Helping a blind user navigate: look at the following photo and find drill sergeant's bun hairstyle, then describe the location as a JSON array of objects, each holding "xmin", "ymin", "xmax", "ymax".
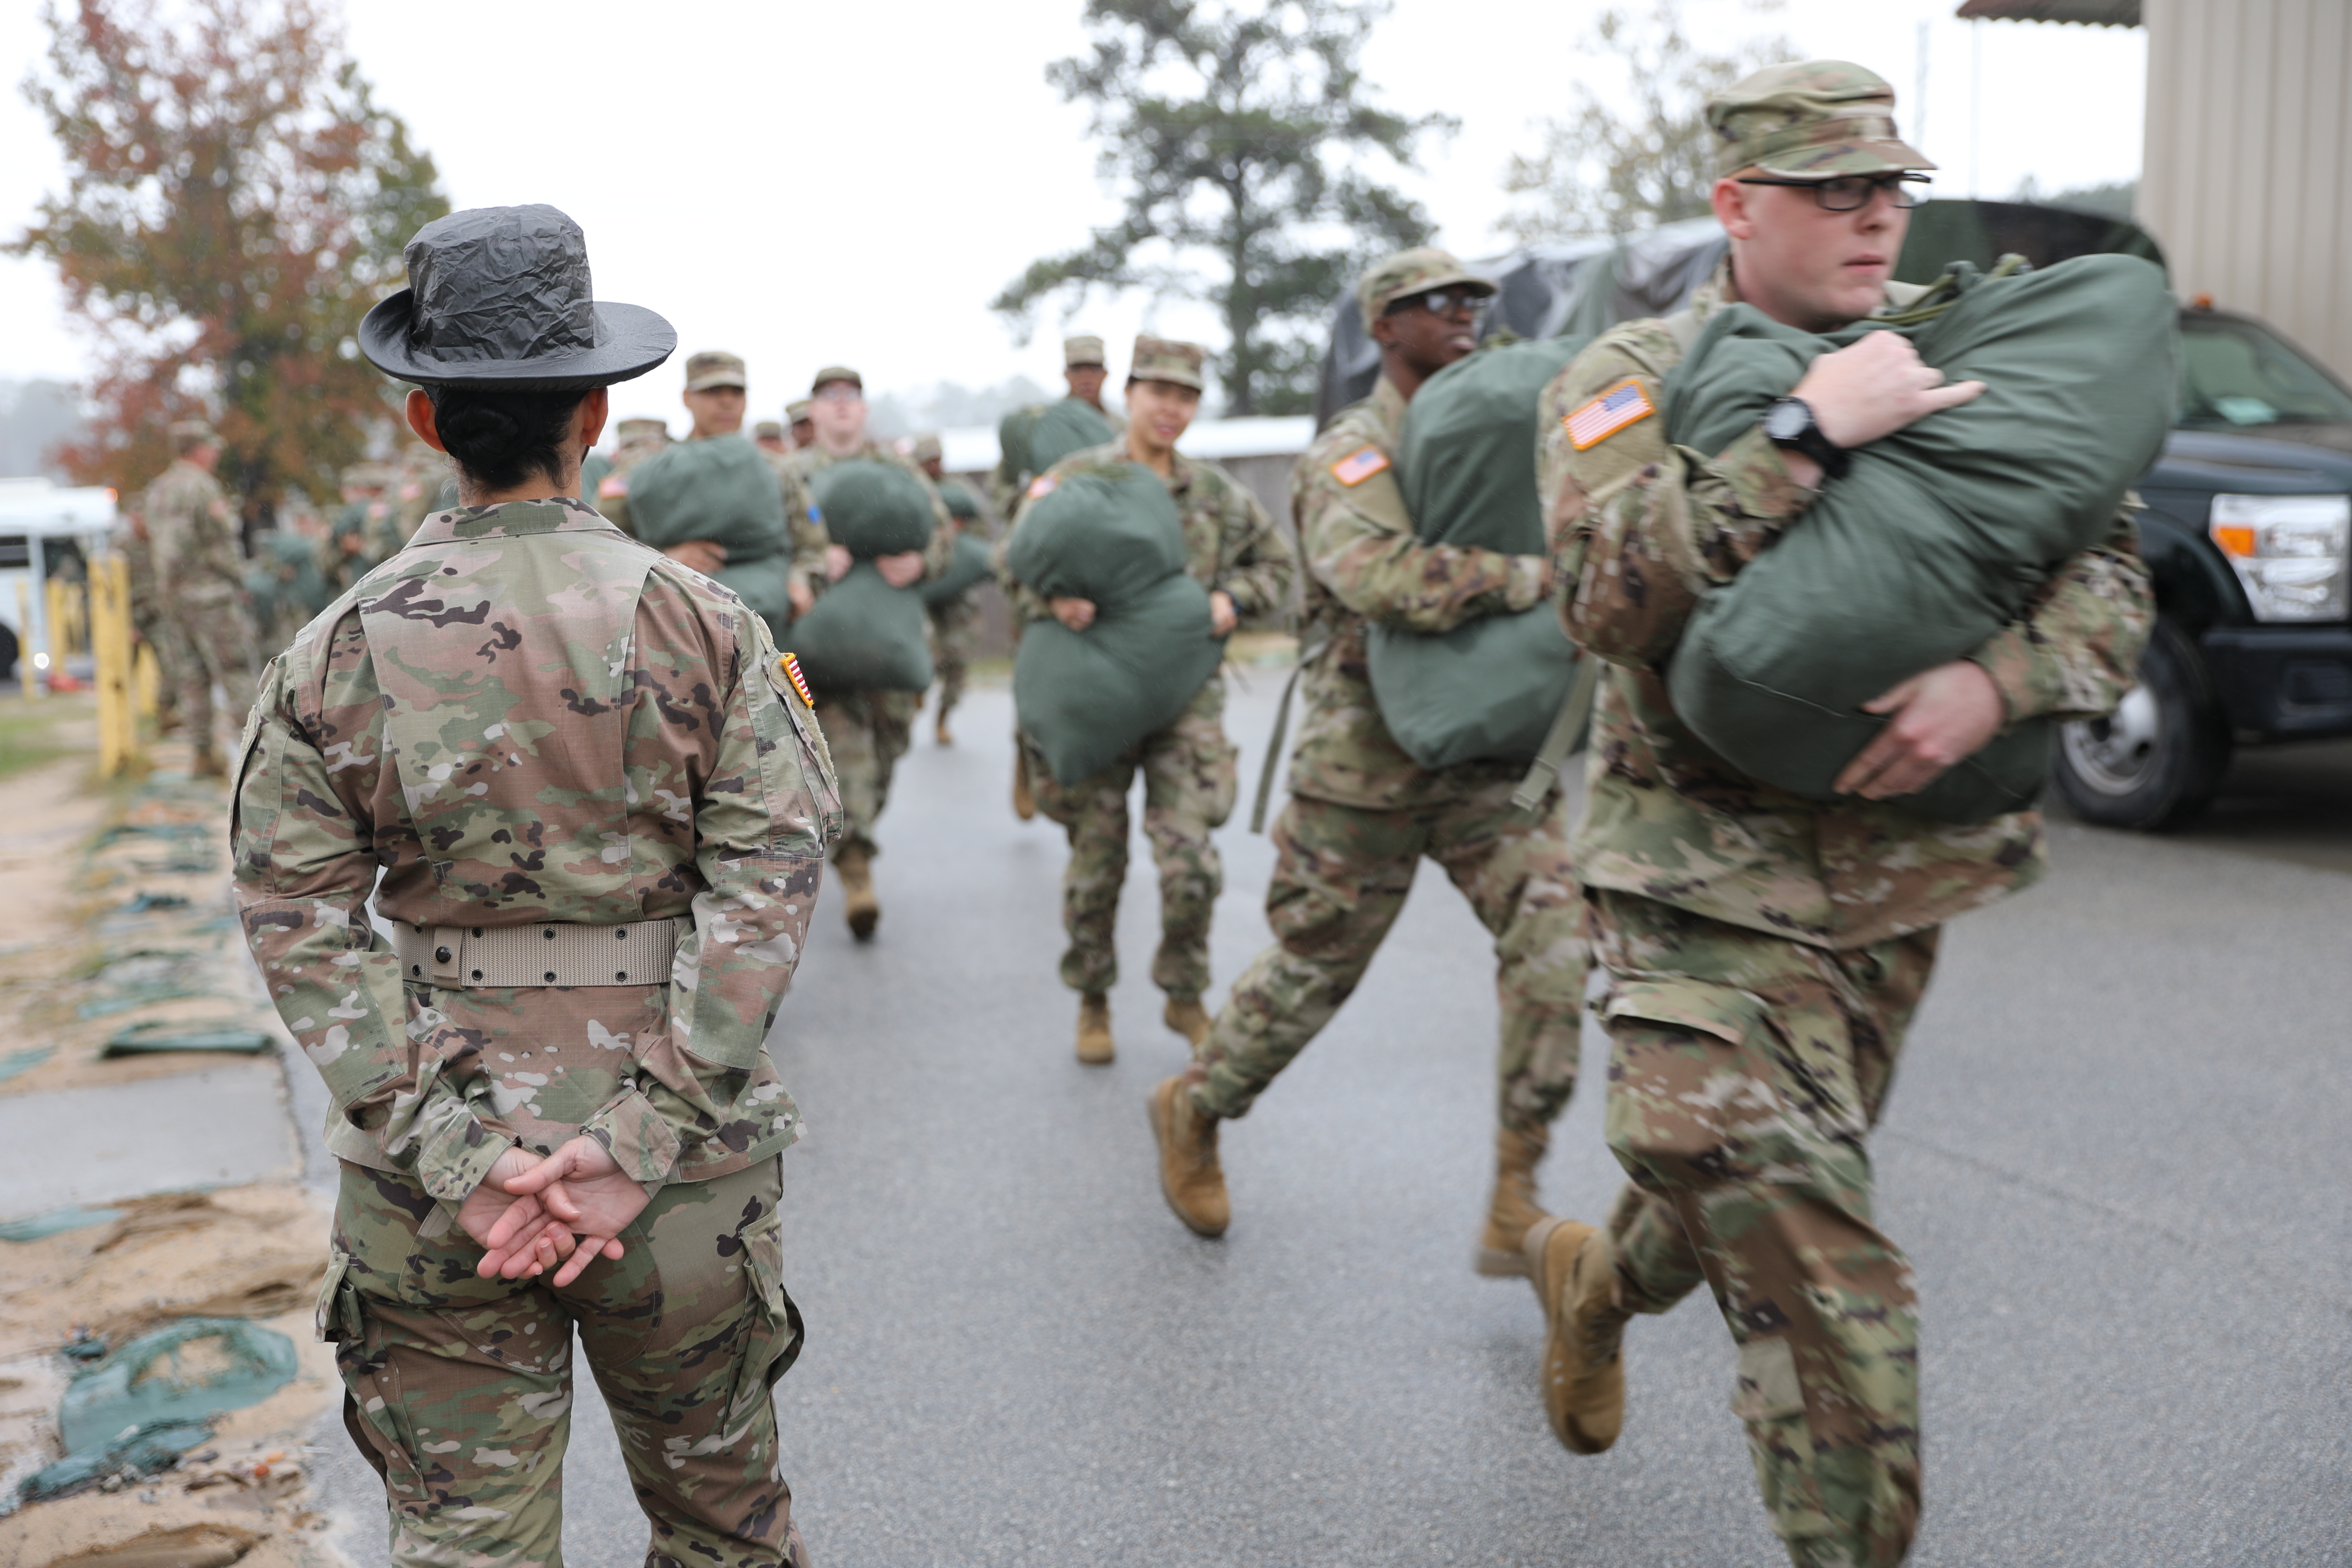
[{"xmin": 422, "ymin": 386, "xmax": 585, "ymax": 493}]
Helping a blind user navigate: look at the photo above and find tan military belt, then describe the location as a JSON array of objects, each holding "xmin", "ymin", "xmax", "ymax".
[{"xmin": 390, "ymin": 917, "xmax": 685, "ymax": 989}]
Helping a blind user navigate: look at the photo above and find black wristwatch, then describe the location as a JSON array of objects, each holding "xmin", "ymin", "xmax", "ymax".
[{"xmin": 1762, "ymin": 396, "xmax": 1849, "ymax": 481}]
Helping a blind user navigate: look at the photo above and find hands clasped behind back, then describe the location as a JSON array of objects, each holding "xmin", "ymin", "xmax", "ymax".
[{"xmin": 461, "ymin": 1137, "xmax": 652, "ymax": 1289}]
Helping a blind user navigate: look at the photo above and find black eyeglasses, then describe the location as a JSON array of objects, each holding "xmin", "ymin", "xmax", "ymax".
[
  {"xmin": 1385, "ymin": 287, "xmax": 1491, "ymax": 318},
  {"xmin": 1735, "ymin": 173, "xmax": 1931, "ymax": 212}
]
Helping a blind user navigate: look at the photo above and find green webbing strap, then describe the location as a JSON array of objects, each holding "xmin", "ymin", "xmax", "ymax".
[
  {"xmin": 1248, "ymin": 634, "xmax": 1331, "ymax": 834},
  {"xmin": 1873, "ymin": 253, "xmax": 2030, "ymax": 327},
  {"xmin": 1510, "ymin": 654, "xmax": 1601, "ymax": 816}
]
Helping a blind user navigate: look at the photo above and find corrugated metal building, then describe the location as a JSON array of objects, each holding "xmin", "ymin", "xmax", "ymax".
[{"xmin": 1961, "ymin": 0, "xmax": 2352, "ymax": 379}]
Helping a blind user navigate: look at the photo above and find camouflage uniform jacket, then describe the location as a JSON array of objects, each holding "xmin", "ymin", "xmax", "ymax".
[
  {"xmin": 140, "ymin": 458, "xmax": 246, "ymax": 600},
  {"xmin": 784, "ymin": 439, "xmax": 958, "ymax": 583},
  {"xmin": 1285, "ymin": 376, "xmax": 1549, "ymax": 810},
  {"xmin": 1003, "ymin": 440, "xmax": 1296, "ymax": 640},
  {"xmin": 991, "ymin": 397, "xmax": 1129, "ymax": 518},
  {"xmin": 1540, "ymin": 262, "xmax": 2154, "ymax": 950},
  {"xmin": 231, "ymin": 497, "xmax": 842, "ymax": 1205},
  {"xmin": 758, "ymin": 443, "xmax": 838, "ymax": 604}
]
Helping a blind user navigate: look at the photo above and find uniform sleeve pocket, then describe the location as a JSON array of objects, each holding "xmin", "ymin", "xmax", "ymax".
[
  {"xmin": 314, "ymin": 1248, "xmax": 361, "ymax": 1344},
  {"xmin": 229, "ymin": 706, "xmax": 288, "ymax": 886}
]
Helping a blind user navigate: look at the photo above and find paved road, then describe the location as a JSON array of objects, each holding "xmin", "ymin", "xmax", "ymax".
[{"xmin": 308, "ymin": 681, "xmax": 2352, "ymax": 1567}]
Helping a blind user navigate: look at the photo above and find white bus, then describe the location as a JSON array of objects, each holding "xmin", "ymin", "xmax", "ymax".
[{"xmin": 0, "ymin": 478, "xmax": 118, "ymax": 686}]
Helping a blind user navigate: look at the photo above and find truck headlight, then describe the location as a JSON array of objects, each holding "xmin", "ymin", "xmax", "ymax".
[{"xmin": 2210, "ymin": 493, "xmax": 2350, "ymax": 622}]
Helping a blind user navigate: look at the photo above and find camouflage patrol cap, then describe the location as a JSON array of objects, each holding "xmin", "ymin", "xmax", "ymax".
[
  {"xmin": 753, "ymin": 419, "xmax": 784, "ymax": 440},
  {"xmin": 616, "ymin": 416, "xmax": 668, "ymax": 440},
  {"xmin": 685, "ymin": 350, "xmax": 748, "ymax": 391},
  {"xmin": 1128, "ymin": 335, "xmax": 1206, "ymax": 392},
  {"xmin": 1063, "ymin": 335, "xmax": 1107, "ymax": 368},
  {"xmin": 785, "ymin": 399, "xmax": 813, "ymax": 421},
  {"xmin": 168, "ymin": 419, "xmax": 220, "ymax": 453},
  {"xmin": 340, "ymin": 461, "xmax": 391, "ymax": 489},
  {"xmin": 911, "ymin": 433, "xmax": 943, "ymax": 463},
  {"xmin": 1355, "ymin": 247, "xmax": 1494, "ymax": 324},
  {"xmin": 1707, "ymin": 61, "xmax": 1935, "ymax": 181},
  {"xmin": 811, "ymin": 366, "xmax": 862, "ymax": 392}
]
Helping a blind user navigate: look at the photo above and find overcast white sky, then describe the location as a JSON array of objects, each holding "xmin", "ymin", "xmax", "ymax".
[{"xmin": 0, "ymin": 0, "xmax": 2146, "ymax": 427}]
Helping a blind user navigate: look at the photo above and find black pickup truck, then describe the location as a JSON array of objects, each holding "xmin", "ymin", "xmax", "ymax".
[{"xmin": 1314, "ymin": 200, "xmax": 2352, "ymax": 830}]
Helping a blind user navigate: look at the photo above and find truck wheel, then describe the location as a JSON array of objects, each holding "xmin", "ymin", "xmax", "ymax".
[{"xmin": 2052, "ymin": 617, "xmax": 2231, "ymax": 830}]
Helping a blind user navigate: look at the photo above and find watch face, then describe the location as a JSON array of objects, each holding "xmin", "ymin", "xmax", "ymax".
[{"xmin": 1764, "ymin": 399, "xmax": 1809, "ymax": 443}]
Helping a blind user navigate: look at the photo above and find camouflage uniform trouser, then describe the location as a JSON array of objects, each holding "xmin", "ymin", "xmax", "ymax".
[
  {"xmin": 127, "ymin": 586, "xmax": 181, "ymax": 724},
  {"xmin": 1022, "ymin": 681, "xmax": 1237, "ymax": 1000},
  {"xmin": 926, "ymin": 596, "xmax": 980, "ymax": 722},
  {"xmin": 1190, "ymin": 772, "xmax": 1585, "ymax": 1135},
  {"xmin": 158, "ymin": 585, "xmax": 257, "ymax": 752},
  {"xmin": 1588, "ymin": 886, "xmax": 1939, "ymax": 1568},
  {"xmin": 323, "ymin": 1157, "xmax": 806, "ymax": 1568},
  {"xmin": 813, "ymin": 688, "xmax": 916, "ymax": 860}
]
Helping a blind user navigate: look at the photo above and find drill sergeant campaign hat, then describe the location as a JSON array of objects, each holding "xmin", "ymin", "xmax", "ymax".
[
  {"xmin": 359, "ymin": 204, "xmax": 674, "ymax": 389},
  {"xmin": 811, "ymin": 366, "xmax": 862, "ymax": 393},
  {"xmin": 1354, "ymin": 246, "xmax": 1495, "ymax": 325},
  {"xmin": 684, "ymin": 350, "xmax": 748, "ymax": 391},
  {"xmin": 1063, "ymin": 335, "xmax": 1107, "ymax": 368},
  {"xmin": 1706, "ymin": 60, "xmax": 1936, "ymax": 181},
  {"xmin": 1127, "ymin": 335, "xmax": 1206, "ymax": 392},
  {"xmin": 168, "ymin": 419, "xmax": 221, "ymax": 453}
]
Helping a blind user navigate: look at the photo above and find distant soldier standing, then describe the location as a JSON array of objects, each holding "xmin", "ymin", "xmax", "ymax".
[
  {"xmin": 659, "ymin": 350, "xmax": 831, "ymax": 622},
  {"xmin": 786, "ymin": 398, "xmax": 815, "ymax": 452},
  {"xmin": 1526, "ymin": 65, "xmax": 2151, "ymax": 1567},
  {"xmin": 785, "ymin": 366, "xmax": 955, "ymax": 936},
  {"xmin": 989, "ymin": 334, "xmax": 1127, "ymax": 518},
  {"xmin": 1148, "ymin": 251, "xmax": 1586, "ymax": 1262},
  {"xmin": 913, "ymin": 431, "xmax": 988, "ymax": 746},
  {"xmin": 234, "ymin": 204, "xmax": 832, "ymax": 1567},
  {"xmin": 592, "ymin": 414, "xmax": 672, "ymax": 537},
  {"xmin": 321, "ymin": 462, "xmax": 394, "ymax": 596},
  {"xmin": 1007, "ymin": 336, "xmax": 1294, "ymax": 1065},
  {"xmin": 136, "ymin": 418, "xmax": 256, "ymax": 775}
]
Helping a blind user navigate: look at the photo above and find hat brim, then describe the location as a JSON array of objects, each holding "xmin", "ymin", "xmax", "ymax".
[
  {"xmin": 359, "ymin": 291, "xmax": 677, "ymax": 391},
  {"xmin": 1371, "ymin": 268, "xmax": 1498, "ymax": 317},
  {"xmin": 685, "ymin": 375, "xmax": 748, "ymax": 392},
  {"xmin": 1751, "ymin": 137, "xmax": 1938, "ymax": 180}
]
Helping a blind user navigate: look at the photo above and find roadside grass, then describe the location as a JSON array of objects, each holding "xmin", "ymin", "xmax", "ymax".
[{"xmin": 0, "ymin": 691, "xmax": 95, "ymax": 783}]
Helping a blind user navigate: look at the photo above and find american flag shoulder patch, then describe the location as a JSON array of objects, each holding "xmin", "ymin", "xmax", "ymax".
[
  {"xmin": 1329, "ymin": 446, "xmax": 1391, "ymax": 486},
  {"xmin": 598, "ymin": 473, "xmax": 629, "ymax": 499},
  {"xmin": 1564, "ymin": 378, "xmax": 1656, "ymax": 450},
  {"xmin": 1026, "ymin": 474, "xmax": 1058, "ymax": 500},
  {"xmin": 778, "ymin": 652, "xmax": 814, "ymax": 707}
]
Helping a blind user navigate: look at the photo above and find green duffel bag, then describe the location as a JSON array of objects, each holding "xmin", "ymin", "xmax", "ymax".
[
  {"xmin": 1366, "ymin": 335, "xmax": 1591, "ymax": 768},
  {"xmin": 1027, "ymin": 398, "xmax": 1118, "ymax": 476},
  {"xmin": 625, "ymin": 435, "xmax": 793, "ymax": 631},
  {"xmin": 922, "ymin": 530, "xmax": 994, "ymax": 607},
  {"xmin": 1006, "ymin": 463, "xmax": 1224, "ymax": 785},
  {"xmin": 808, "ymin": 460, "xmax": 935, "ymax": 558},
  {"xmin": 1662, "ymin": 254, "xmax": 2178, "ymax": 822},
  {"xmin": 784, "ymin": 564, "xmax": 933, "ymax": 695}
]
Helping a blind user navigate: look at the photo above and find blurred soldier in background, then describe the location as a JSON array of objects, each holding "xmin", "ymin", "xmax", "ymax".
[
  {"xmin": 753, "ymin": 418, "xmax": 789, "ymax": 456},
  {"xmin": 990, "ymin": 334, "xmax": 1126, "ymax": 518},
  {"xmin": 660, "ymin": 351, "xmax": 830, "ymax": 618},
  {"xmin": 380, "ymin": 439, "xmax": 457, "ymax": 560},
  {"xmin": 786, "ymin": 398, "xmax": 815, "ymax": 451},
  {"xmin": 592, "ymin": 415, "xmax": 671, "ymax": 536},
  {"xmin": 913, "ymin": 431, "xmax": 988, "ymax": 746},
  {"xmin": 250, "ymin": 503, "xmax": 332, "ymax": 653},
  {"xmin": 135, "ymin": 418, "xmax": 255, "ymax": 775},
  {"xmin": 785, "ymin": 366, "xmax": 955, "ymax": 937},
  {"xmin": 1009, "ymin": 336, "xmax": 1295, "ymax": 1066},
  {"xmin": 321, "ymin": 461, "xmax": 392, "ymax": 597},
  {"xmin": 1150, "ymin": 250, "xmax": 1587, "ymax": 1268}
]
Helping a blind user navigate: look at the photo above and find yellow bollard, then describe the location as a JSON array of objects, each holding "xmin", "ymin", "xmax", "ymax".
[
  {"xmin": 14, "ymin": 581, "xmax": 38, "ymax": 700},
  {"xmin": 89, "ymin": 554, "xmax": 144, "ymax": 777},
  {"xmin": 47, "ymin": 577, "xmax": 84, "ymax": 660},
  {"xmin": 133, "ymin": 641, "xmax": 160, "ymax": 719}
]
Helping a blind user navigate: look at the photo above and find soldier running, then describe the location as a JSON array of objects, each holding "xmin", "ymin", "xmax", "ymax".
[
  {"xmin": 233, "ymin": 204, "xmax": 835, "ymax": 1567},
  {"xmin": 1147, "ymin": 252, "xmax": 1586, "ymax": 1257},
  {"xmin": 1526, "ymin": 64, "xmax": 2152, "ymax": 1567}
]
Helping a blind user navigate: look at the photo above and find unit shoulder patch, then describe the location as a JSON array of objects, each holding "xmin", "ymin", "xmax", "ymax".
[
  {"xmin": 598, "ymin": 474, "xmax": 629, "ymax": 500},
  {"xmin": 1564, "ymin": 378, "xmax": 1656, "ymax": 450},
  {"xmin": 1329, "ymin": 446, "xmax": 1391, "ymax": 487}
]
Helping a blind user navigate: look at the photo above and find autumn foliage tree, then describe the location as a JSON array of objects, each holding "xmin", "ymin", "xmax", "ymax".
[
  {"xmin": 9, "ymin": 0, "xmax": 447, "ymax": 518},
  {"xmin": 995, "ymin": 0, "xmax": 1449, "ymax": 416}
]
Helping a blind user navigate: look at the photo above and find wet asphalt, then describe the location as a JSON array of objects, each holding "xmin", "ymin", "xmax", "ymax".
[{"xmin": 302, "ymin": 680, "xmax": 2352, "ymax": 1567}]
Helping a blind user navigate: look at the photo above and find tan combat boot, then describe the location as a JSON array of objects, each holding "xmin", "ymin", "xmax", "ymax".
[
  {"xmin": 1525, "ymin": 1217, "xmax": 1631, "ymax": 1454},
  {"xmin": 1162, "ymin": 994, "xmax": 1211, "ymax": 1049},
  {"xmin": 834, "ymin": 846, "xmax": 880, "ymax": 940},
  {"xmin": 1475, "ymin": 1125, "xmax": 1551, "ymax": 1278},
  {"xmin": 1011, "ymin": 751, "xmax": 1037, "ymax": 821},
  {"xmin": 1148, "ymin": 1076, "xmax": 1229, "ymax": 1237},
  {"xmin": 1076, "ymin": 993, "xmax": 1115, "ymax": 1065},
  {"xmin": 935, "ymin": 714, "xmax": 954, "ymax": 746}
]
